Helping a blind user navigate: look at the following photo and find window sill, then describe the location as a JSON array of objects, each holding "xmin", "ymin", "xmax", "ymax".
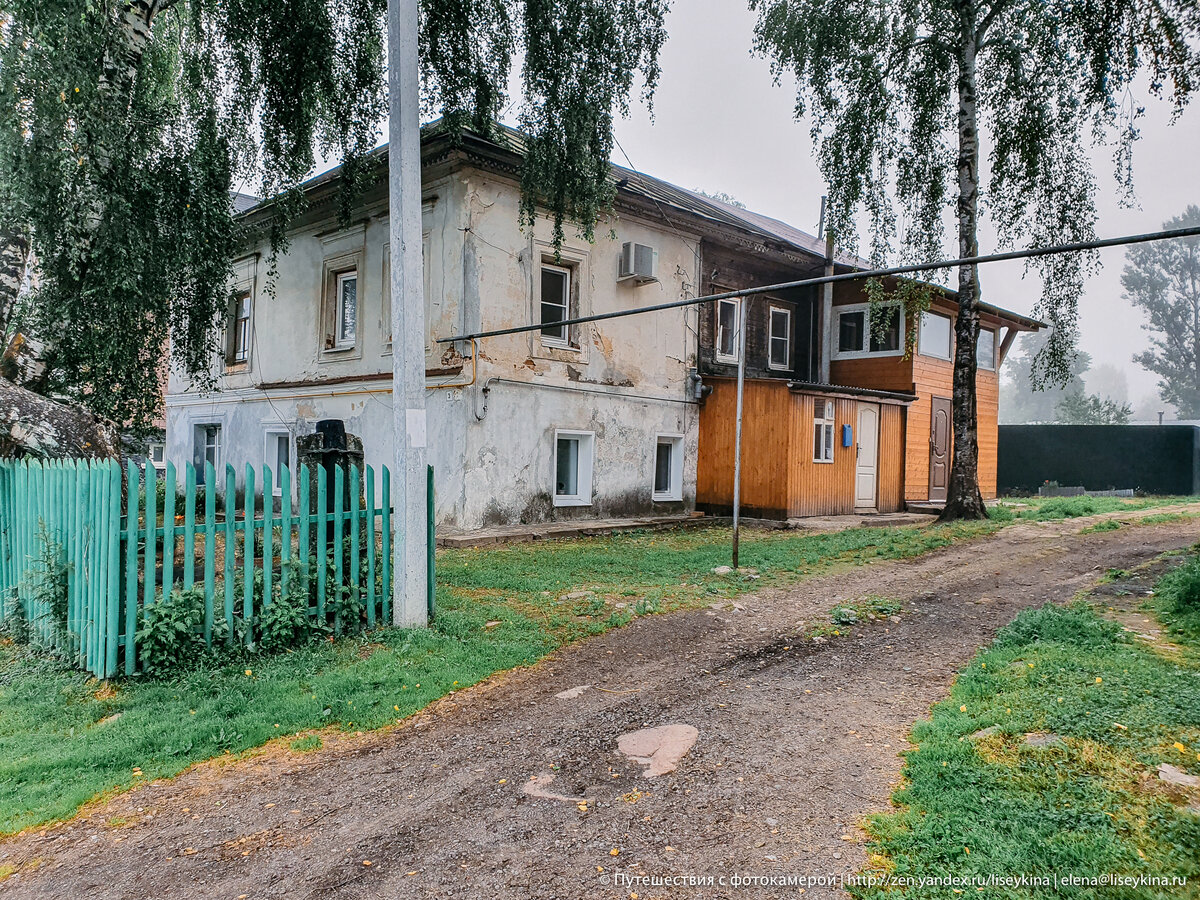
[
  {"xmin": 813, "ymin": 458, "xmax": 835, "ymax": 465},
  {"xmin": 714, "ymin": 354, "xmax": 739, "ymax": 365},
  {"xmin": 652, "ymin": 492, "xmax": 683, "ymax": 503},
  {"xmin": 319, "ymin": 345, "xmax": 362, "ymax": 363},
  {"xmin": 223, "ymin": 362, "xmax": 250, "ymax": 374},
  {"xmin": 831, "ymin": 349, "xmax": 905, "ymax": 361},
  {"xmin": 553, "ymin": 496, "xmax": 591, "ymax": 507}
]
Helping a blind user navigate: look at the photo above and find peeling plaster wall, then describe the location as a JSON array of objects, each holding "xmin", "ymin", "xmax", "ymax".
[{"xmin": 166, "ymin": 164, "xmax": 701, "ymax": 530}]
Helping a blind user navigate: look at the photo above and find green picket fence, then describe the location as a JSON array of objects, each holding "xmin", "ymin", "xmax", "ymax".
[{"xmin": 0, "ymin": 458, "xmax": 396, "ymax": 679}]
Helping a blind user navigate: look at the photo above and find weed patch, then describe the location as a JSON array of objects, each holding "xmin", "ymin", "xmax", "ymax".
[{"xmin": 854, "ymin": 573, "xmax": 1200, "ymax": 898}]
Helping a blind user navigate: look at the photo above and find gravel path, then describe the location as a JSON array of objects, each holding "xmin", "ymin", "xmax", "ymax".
[{"xmin": 3, "ymin": 512, "xmax": 1198, "ymax": 899}]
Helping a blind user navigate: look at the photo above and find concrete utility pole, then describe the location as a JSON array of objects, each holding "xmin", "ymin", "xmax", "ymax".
[{"xmin": 388, "ymin": 0, "xmax": 429, "ymax": 627}]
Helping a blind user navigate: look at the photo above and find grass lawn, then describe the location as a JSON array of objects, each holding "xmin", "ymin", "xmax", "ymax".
[
  {"xmin": 854, "ymin": 554, "xmax": 1200, "ymax": 899},
  {"xmin": 0, "ymin": 494, "xmax": 1190, "ymax": 835}
]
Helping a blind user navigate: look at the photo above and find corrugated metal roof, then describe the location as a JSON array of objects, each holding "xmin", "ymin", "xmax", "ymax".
[
  {"xmin": 239, "ymin": 122, "xmax": 1043, "ymax": 330},
  {"xmin": 610, "ymin": 164, "xmax": 867, "ymax": 268}
]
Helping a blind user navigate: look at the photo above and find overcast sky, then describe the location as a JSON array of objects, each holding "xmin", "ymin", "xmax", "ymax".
[{"xmin": 608, "ymin": 0, "xmax": 1200, "ymax": 415}]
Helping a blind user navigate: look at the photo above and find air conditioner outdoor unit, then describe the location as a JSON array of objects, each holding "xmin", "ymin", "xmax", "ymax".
[{"xmin": 618, "ymin": 241, "xmax": 659, "ymax": 284}]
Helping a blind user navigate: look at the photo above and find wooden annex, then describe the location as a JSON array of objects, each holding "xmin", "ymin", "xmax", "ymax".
[
  {"xmin": 697, "ymin": 379, "xmax": 909, "ymax": 518},
  {"xmin": 687, "ymin": 199, "xmax": 1043, "ymax": 517}
]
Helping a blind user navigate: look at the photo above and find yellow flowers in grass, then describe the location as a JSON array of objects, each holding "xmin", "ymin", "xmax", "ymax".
[
  {"xmin": 1173, "ymin": 742, "xmax": 1187, "ymax": 753},
  {"xmin": 244, "ymin": 669, "xmax": 252, "ymax": 677},
  {"xmin": 1095, "ymin": 677, "xmax": 1103, "ymax": 684},
  {"xmin": 960, "ymin": 705, "xmax": 967, "ymax": 712}
]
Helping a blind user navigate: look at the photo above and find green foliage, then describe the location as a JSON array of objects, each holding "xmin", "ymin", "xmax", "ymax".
[
  {"xmin": 1153, "ymin": 551, "xmax": 1200, "ymax": 642},
  {"xmin": 517, "ymin": 0, "xmax": 668, "ymax": 248},
  {"xmin": 854, "ymin": 601, "xmax": 1200, "ymax": 898},
  {"xmin": 289, "ymin": 734, "xmax": 323, "ymax": 752},
  {"xmin": 1056, "ymin": 391, "xmax": 1133, "ymax": 425},
  {"xmin": 1, "ymin": 591, "xmax": 30, "ymax": 646},
  {"xmin": 257, "ymin": 589, "xmax": 316, "ymax": 655},
  {"xmin": 1, "ymin": 0, "xmax": 669, "ymax": 429},
  {"xmin": 750, "ymin": 0, "xmax": 1200, "ymax": 517},
  {"xmin": 22, "ymin": 526, "xmax": 71, "ymax": 650},
  {"xmin": 1080, "ymin": 518, "xmax": 1122, "ymax": 534},
  {"xmin": 1001, "ymin": 332, "xmax": 1092, "ymax": 424},
  {"xmin": 1124, "ymin": 206, "xmax": 1200, "ymax": 418},
  {"xmin": 137, "ymin": 587, "xmax": 207, "ymax": 676}
]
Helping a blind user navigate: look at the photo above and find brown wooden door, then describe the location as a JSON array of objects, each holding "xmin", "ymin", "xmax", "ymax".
[{"xmin": 929, "ymin": 396, "xmax": 951, "ymax": 502}]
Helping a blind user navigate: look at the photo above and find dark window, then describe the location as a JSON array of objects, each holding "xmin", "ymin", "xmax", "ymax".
[
  {"xmin": 556, "ymin": 437, "xmax": 578, "ymax": 496},
  {"xmin": 769, "ymin": 307, "xmax": 791, "ymax": 369},
  {"xmin": 192, "ymin": 424, "xmax": 221, "ymax": 484},
  {"xmin": 227, "ymin": 292, "xmax": 250, "ymax": 365},
  {"xmin": 541, "ymin": 265, "xmax": 570, "ymax": 344},
  {"xmin": 838, "ymin": 311, "xmax": 865, "ymax": 353},
  {"xmin": 654, "ymin": 441, "xmax": 672, "ymax": 494},
  {"xmin": 869, "ymin": 305, "xmax": 901, "ymax": 353},
  {"xmin": 717, "ymin": 299, "xmax": 739, "ymax": 359}
]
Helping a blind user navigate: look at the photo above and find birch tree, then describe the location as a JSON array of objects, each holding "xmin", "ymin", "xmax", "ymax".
[
  {"xmin": 750, "ymin": 0, "xmax": 1199, "ymax": 519},
  {"xmin": 0, "ymin": 0, "xmax": 667, "ymax": 430}
]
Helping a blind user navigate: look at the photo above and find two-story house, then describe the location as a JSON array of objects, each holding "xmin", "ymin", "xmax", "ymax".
[
  {"xmin": 165, "ymin": 124, "xmax": 1041, "ymax": 530},
  {"xmin": 166, "ymin": 126, "xmax": 703, "ymax": 531}
]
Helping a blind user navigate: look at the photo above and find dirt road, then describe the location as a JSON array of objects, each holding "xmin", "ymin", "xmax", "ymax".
[{"xmin": 3, "ymin": 514, "xmax": 1198, "ymax": 899}]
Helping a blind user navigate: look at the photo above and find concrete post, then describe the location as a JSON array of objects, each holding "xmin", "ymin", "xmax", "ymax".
[{"xmin": 388, "ymin": 0, "xmax": 428, "ymax": 628}]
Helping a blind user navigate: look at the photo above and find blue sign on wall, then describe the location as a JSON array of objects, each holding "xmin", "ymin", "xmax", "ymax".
[{"xmin": 842, "ymin": 424, "xmax": 854, "ymax": 448}]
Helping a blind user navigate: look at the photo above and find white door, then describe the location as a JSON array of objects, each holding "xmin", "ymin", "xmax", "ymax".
[{"xmin": 855, "ymin": 403, "xmax": 879, "ymax": 510}]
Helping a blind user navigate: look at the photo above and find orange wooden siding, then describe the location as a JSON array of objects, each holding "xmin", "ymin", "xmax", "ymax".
[
  {"xmin": 878, "ymin": 404, "xmax": 906, "ymax": 511},
  {"xmin": 830, "ymin": 339, "xmax": 1000, "ymax": 503},
  {"xmin": 903, "ymin": 355, "xmax": 999, "ymax": 501},
  {"xmin": 697, "ymin": 378, "xmax": 906, "ymax": 518}
]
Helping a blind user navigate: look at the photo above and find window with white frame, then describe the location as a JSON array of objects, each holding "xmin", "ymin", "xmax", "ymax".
[
  {"xmin": 554, "ymin": 430, "xmax": 594, "ymax": 506},
  {"xmin": 977, "ymin": 327, "xmax": 996, "ymax": 370},
  {"xmin": 226, "ymin": 291, "xmax": 251, "ymax": 366},
  {"xmin": 652, "ymin": 434, "xmax": 684, "ymax": 501},
  {"xmin": 335, "ymin": 271, "xmax": 358, "ymax": 349},
  {"xmin": 716, "ymin": 298, "xmax": 740, "ymax": 362},
  {"xmin": 834, "ymin": 303, "xmax": 902, "ymax": 358},
  {"xmin": 769, "ymin": 306, "xmax": 791, "ymax": 370},
  {"xmin": 813, "ymin": 400, "xmax": 835, "ymax": 463},
  {"xmin": 540, "ymin": 264, "xmax": 572, "ymax": 347},
  {"xmin": 264, "ymin": 428, "xmax": 292, "ymax": 495},
  {"xmin": 192, "ymin": 423, "xmax": 221, "ymax": 484},
  {"xmin": 147, "ymin": 442, "xmax": 165, "ymax": 471},
  {"xmin": 919, "ymin": 311, "xmax": 953, "ymax": 360}
]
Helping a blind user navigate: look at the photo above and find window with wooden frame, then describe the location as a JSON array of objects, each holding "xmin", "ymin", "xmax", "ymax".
[
  {"xmin": 768, "ymin": 306, "xmax": 791, "ymax": 370},
  {"xmin": 320, "ymin": 251, "xmax": 363, "ymax": 358},
  {"xmin": 225, "ymin": 291, "xmax": 251, "ymax": 367},
  {"xmin": 539, "ymin": 263, "xmax": 573, "ymax": 348},
  {"xmin": 334, "ymin": 271, "xmax": 358, "ymax": 349},
  {"xmin": 813, "ymin": 400, "xmax": 835, "ymax": 463},
  {"xmin": 715, "ymin": 297, "xmax": 740, "ymax": 362}
]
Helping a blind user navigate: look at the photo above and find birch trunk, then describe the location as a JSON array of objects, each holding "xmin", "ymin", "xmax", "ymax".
[
  {"xmin": 79, "ymin": 1, "xmax": 163, "ymax": 242},
  {"xmin": 939, "ymin": 9, "xmax": 989, "ymax": 521},
  {"xmin": 0, "ymin": 226, "xmax": 30, "ymax": 339}
]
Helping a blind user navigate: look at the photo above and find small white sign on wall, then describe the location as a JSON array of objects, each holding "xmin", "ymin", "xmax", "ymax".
[{"xmin": 406, "ymin": 408, "xmax": 427, "ymax": 449}]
